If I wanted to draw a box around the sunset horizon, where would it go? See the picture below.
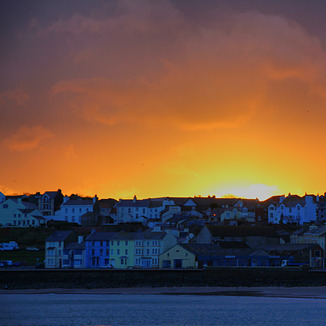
[2,1,326,203]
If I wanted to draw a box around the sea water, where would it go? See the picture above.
[1,293,325,326]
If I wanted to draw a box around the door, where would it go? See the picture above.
[174,259,182,269]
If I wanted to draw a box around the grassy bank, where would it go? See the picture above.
[0,227,52,250]
[0,250,45,266]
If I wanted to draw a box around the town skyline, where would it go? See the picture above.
[2,1,326,201]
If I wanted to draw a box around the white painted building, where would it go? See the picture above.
[268,195,317,225]
[54,196,96,224]
[0,198,45,227]
[116,196,174,224]
[0,191,5,204]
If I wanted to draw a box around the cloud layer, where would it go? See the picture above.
[1,0,326,198]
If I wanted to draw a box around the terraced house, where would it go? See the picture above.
[116,196,174,224]
[85,231,116,268]
[45,231,77,268]
[110,230,177,269]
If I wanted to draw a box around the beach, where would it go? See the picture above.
[1,286,326,299]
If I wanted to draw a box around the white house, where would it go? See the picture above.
[54,196,96,224]
[116,196,174,224]
[0,191,5,204]
[45,231,77,268]
[0,198,46,227]
[268,195,317,225]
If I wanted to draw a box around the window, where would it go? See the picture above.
[121,258,124,265]
[72,208,75,213]
[125,249,128,255]
[125,241,128,245]
[92,249,95,255]
[117,241,120,246]
[111,241,114,245]
[79,208,82,213]
[117,249,120,255]
[111,249,113,255]
[13,214,16,217]
[147,249,150,255]
[100,249,103,255]
[143,209,145,213]
[3,204,8,208]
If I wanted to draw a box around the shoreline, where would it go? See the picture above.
[1,286,326,299]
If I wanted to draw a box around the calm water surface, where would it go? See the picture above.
[1,293,325,326]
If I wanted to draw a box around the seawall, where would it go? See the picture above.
[2,268,326,289]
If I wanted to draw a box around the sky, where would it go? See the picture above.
[1,0,326,200]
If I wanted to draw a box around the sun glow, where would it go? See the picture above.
[214,183,280,201]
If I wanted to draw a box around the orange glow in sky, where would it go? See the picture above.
[1,1,326,200]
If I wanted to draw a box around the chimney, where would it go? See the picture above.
[133,195,137,203]
[93,195,98,204]
[63,196,69,203]
[317,194,320,202]
[152,225,161,232]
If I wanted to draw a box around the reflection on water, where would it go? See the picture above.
[1,293,326,326]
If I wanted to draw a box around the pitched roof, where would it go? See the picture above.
[111,230,166,241]
[18,209,35,214]
[117,199,151,208]
[179,244,269,257]
[64,242,85,250]
[32,215,46,221]
[260,243,322,251]
[205,225,279,238]
[86,231,116,241]
[62,199,93,206]
[280,195,306,207]
[43,191,59,199]
[96,199,117,208]
[148,201,163,208]
[46,231,74,242]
